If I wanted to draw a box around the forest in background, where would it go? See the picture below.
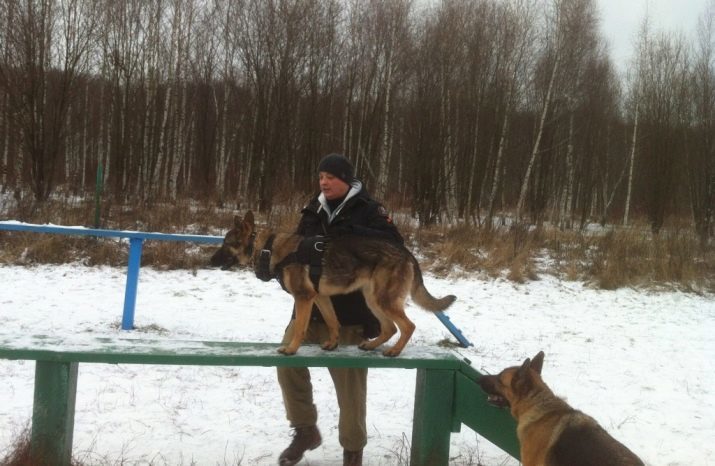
[0,0,713,244]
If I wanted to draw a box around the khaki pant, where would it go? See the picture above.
[276,321,367,452]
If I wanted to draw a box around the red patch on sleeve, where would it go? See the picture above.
[377,205,392,223]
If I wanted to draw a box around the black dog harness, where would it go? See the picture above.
[255,235,327,292]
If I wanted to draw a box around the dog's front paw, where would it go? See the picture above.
[277,346,297,356]
[358,341,373,351]
[382,347,402,357]
[321,341,338,351]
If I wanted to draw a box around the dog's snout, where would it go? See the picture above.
[210,247,233,268]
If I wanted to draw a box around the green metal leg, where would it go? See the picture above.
[410,368,455,466]
[31,360,78,466]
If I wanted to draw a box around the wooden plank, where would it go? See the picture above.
[410,369,455,466]
[0,335,462,370]
[31,361,78,466]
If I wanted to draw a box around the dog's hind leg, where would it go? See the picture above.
[278,297,315,355]
[381,308,415,357]
[314,295,340,350]
[366,279,414,357]
[357,288,397,352]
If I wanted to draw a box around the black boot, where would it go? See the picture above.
[278,426,322,466]
[343,449,363,466]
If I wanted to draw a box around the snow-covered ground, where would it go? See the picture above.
[0,263,713,465]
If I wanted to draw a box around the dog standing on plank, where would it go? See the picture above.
[210,211,456,357]
[478,352,644,466]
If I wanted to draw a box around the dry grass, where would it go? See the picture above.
[0,428,85,466]
[584,228,710,291]
[0,429,33,466]
[0,426,242,465]
[411,220,713,292]
[419,223,540,283]
[1,196,713,292]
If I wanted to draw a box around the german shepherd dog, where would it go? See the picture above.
[210,211,456,357]
[478,352,644,466]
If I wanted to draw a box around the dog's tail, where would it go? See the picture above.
[409,254,456,311]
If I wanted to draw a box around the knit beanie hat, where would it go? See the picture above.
[318,153,354,184]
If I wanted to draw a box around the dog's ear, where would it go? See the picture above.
[530,351,544,375]
[518,357,531,378]
[512,357,534,396]
[243,210,255,226]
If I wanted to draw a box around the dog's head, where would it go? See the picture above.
[209,211,256,270]
[477,351,545,410]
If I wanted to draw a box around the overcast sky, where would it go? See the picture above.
[597,0,711,72]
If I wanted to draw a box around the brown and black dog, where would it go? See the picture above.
[478,352,644,466]
[210,211,456,357]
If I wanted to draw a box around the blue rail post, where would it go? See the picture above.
[122,237,144,330]
[435,312,472,348]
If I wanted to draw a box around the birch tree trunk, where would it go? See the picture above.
[215,82,231,203]
[170,84,187,200]
[441,64,457,222]
[602,147,629,225]
[64,102,72,188]
[80,83,89,192]
[152,3,182,199]
[560,109,575,229]
[466,107,480,225]
[516,52,560,222]
[624,103,638,226]
[487,108,511,228]
[120,81,130,196]
[376,46,393,199]
[102,81,111,189]
[342,78,353,156]
[153,83,172,198]
[2,94,9,189]
[183,100,194,195]
[140,72,156,200]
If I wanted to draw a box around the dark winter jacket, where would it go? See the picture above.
[294,180,403,337]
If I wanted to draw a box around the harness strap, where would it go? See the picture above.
[255,234,325,293]
[262,234,276,252]
[255,234,276,282]
[278,237,326,292]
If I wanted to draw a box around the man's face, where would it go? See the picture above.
[319,172,350,200]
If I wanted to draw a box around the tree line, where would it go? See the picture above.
[0,0,713,241]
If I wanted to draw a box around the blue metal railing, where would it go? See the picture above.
[0,221,223,330]
[0,221,472,347]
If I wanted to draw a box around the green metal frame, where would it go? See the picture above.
[0,335,520,466]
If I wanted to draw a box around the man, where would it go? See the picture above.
[277,153,403,466]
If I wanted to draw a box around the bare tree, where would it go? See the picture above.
[0,0,97,201]
[624,12,652,227]
[515,0,564,222]
[0,0,708,239]
[99,0,148,197]
[483,0,537,228]
[689,0,715,243]
[638,31,690,233]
